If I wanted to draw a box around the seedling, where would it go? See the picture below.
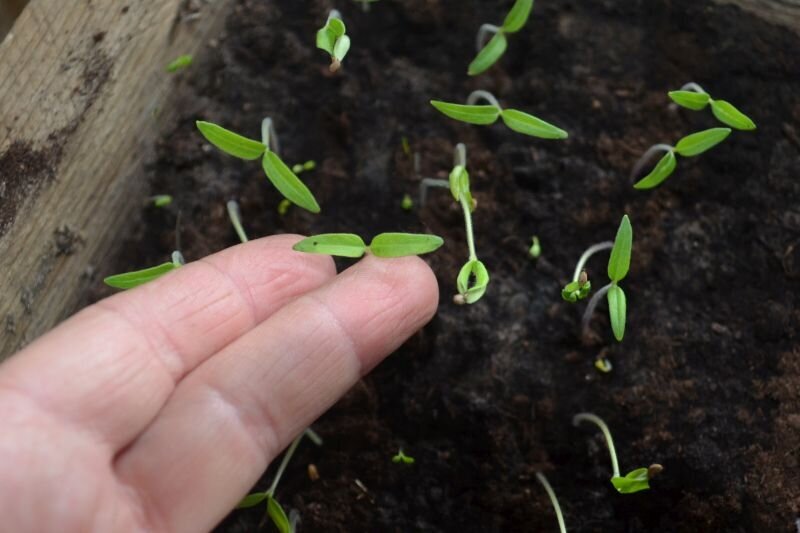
[631,127,731,189]
[293,232,443,258]
[561,241,613,303]
[316,10,350,72]
[147,194,172,207]
[227,200,249,244]
[104,251,185,289]
[535,472,567,533]
[468,0,534,75]
[392,449,415,465]
[577,215,632,342]
[238,428,323,533]
[166,54,193,73]
[529,236,541,259]
[573,412,661,494]
[431,91,567,140]
[400,193,413,211]
[196,119,320,213]
[669,82,756,130]
[291,160,316,174]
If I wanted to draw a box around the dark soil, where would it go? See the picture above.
[105,0,800,531]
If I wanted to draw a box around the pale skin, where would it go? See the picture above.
[0,234,439,532]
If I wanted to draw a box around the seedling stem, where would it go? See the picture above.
[679,81,705,94]
[171,251,185,266]
[261,117,280,154]
[227,200,249,243]
[476,24,501,51]
[630,143,673,180]
[418,178,449,206]
[466,90,501,108]
[572,241,613,283]
[535,472,567,533]
[573,413,620,477]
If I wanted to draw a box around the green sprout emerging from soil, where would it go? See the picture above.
[196,119,320,213]
[431,90,567,139]
[669,82,756,130]
[166,54,193,73]
[571,215,632,342]
[631,127,732,189]
[392,449,415,465]
[469,0,534,75]
[317,10,351,72]
[529,236,541,259]
[227,200,249,244]
[293,232,443,258]
[238,428,323,533]
[104,251,185,289]
[573,413,662,494]
[535,472,567,533]
[148,194,172,207]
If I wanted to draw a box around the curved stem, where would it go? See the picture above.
[582,282,611,336]
[171,250,185,266]
[460,195,477,261]
[631,143,674,180]
[418,177,449,207]
[267,432,304,497]
[304,427,323,446]
[572,412,621,478]
[226,200,249,243]
[572,241,613,282]
[261,117,280,154]
[327,9,341,23]
[466,90,501,109]
[453,142,466,168]
[535,473,567,533]
[476,23,501,52]
[679,81,706,94]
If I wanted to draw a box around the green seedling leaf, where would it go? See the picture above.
[392,450,415,465]
[262,151,321,213]
[293,234,367,258]
[430,100,501,125]
[369,233,444,257]
[456,259,490,304]
[449,165,470,202]
[166,54,193,73]
[104,262,177,290]
[561,279,591,303]
[401,193,413,211]
[267,496,291,533]
[196,121,265,160]
[236,492,268,509]
[607,284,627,341]
[333,34,351,61]
[502,0,534,32]
[607,215,632,282]
[674,127,731,157]
[467,32,508,76]
[500,109,568,139]
[316,18,345,55]
[611,468,650,494]
[710,100,756,130]
[529,235,541,259]
[152,194,172,207]
[668,90,710,110]
[633,150,676,190]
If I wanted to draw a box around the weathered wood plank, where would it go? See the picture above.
[714,0,800,33]
[0,0,232,359]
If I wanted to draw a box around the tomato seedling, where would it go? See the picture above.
[316,10,350,72]
[573,413,661,494]
[293,232,443,258]
[536,472,567,533]
[392,449,415,465]
[469,0,534,75]
[431,90,567,139]
[669,82,756,130]
[196,119,320,213]
[104,251,184,289]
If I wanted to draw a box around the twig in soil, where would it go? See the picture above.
[316,9,350,72]
[196,119,320,213]
[535,472,567,533]
[669,82,756,130]
[468,0,534,76]
[431,91,567,140]
[572,412,660,494]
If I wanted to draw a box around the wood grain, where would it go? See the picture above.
[0,0,231,359]
[714,0,800,33]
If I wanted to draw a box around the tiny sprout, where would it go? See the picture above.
[292,160,317,174]
[104,251,184,289]
[529,236,541,259]
[227,200,249,244]
[669,82,756,130]
[196,119,320,213]
[293,232,443,258]
[401,193,413,211]
[392,449,415,465]
[573,412,657,494]
[277,198,291,216]
[149,194,172,207]
[431,91,567,140]
[594,357,612,373]
[469,0,534,76]
[401,136,411,156]
[535,472,567,533]
[632,127,731,189]
[165,54,193,73]
[317,10,350,72]
[238,428,323,533]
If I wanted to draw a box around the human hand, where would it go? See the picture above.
[0,234,438,532]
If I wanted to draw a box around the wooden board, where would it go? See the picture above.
[715,0,800,33]
[0,0,231,359]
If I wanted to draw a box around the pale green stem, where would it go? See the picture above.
[572,241,613,282]
[467,89,501,109]
[679,81,706,94]
[267,433,304,497]
[535,472,567,533]
[327,9,342,23]
[171,251,185,266]
[226,200,249,243]
[460,195,477,261]
[261,117,279,154]
[573,412,621,478]
[476,23,501,51]
[418,178,448,207]
[304,427,323,446]
[582,282,611,336]
[453,142,466,168]
[631,143,674,180]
